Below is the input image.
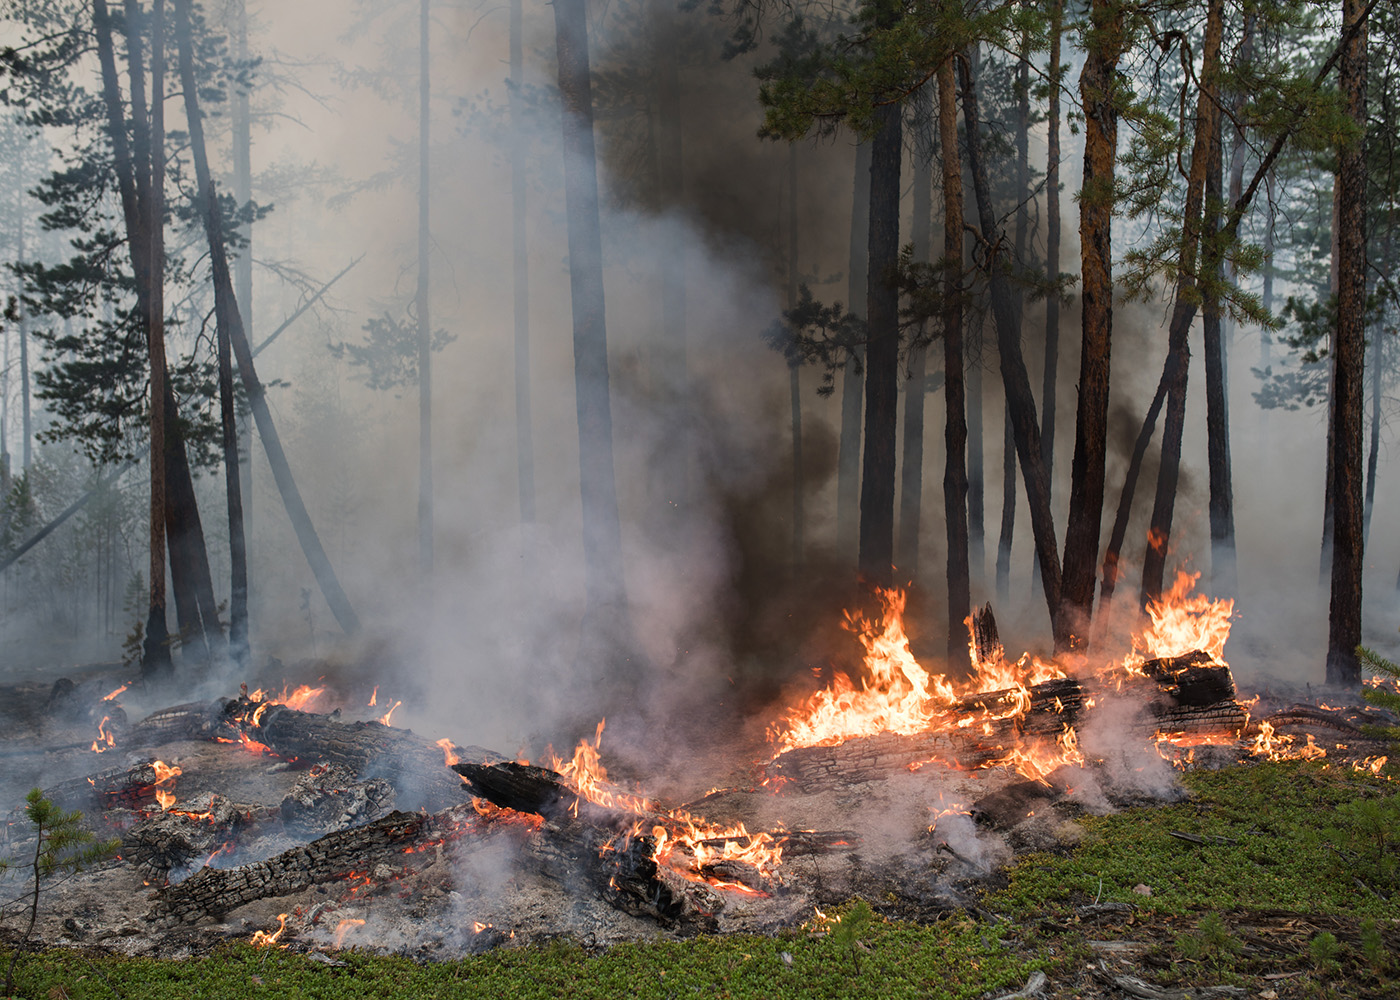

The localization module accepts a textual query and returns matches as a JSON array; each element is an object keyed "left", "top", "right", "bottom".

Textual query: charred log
[
  {"left": 279, "top": 764, "right": 395, "bottom": 837},
  {"left": 40, "top": 759, "right": 180, "bottom": 814},
  {"left": 1139, "top": 652, "right": 1236, "bottom": 707},
  {"left": 150, "top": 805, "right": 475, "bottom": 924},
  {"left": 968, "top": 603, "right": 1004, "bottom": 668},
  {"left": 122, "top": 794, "right": 273, "bottom": 882}
]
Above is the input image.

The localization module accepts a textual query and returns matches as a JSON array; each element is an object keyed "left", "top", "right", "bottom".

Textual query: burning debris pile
[{"left": 0, "top": 575, "right": 1392, "bottom": 958}]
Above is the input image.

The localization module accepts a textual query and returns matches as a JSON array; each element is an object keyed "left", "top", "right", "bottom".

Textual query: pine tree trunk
[
  {"left": 1261, "top": 166, "right": 1275, "bottom": 365},
  {"left": 417, "top": 0, "right": 433, "bottom": 579},
  {"left": 232, "top": 0, "right": 252, "bottom": 627},
  {"left": 787, "top": 142, "right": 803, "bottom": 569},
  {"left": 959, "top": 52, "right": 1063, "bottom": 641},
  {"left": 1140, "top": 0, "right": 1225, "bottom": 608},
  {"left": 1365, "top": 207, "right": 1393, "bottom": 544},
  {"left": 938, "top": 56, "right": 970, "bottom": 666},
  {"left": 856, "top": 92, "right": 902, "bottom": 588},
  {"left": 163, "top": 392, "right": 226, "bottom": 665},
  {"left": 1203, "top": 99, "right": 1236, "bottom": 596},
  {"left": 1038, "top": 0, "right": 1063, "bottom": 597},
  {"left": 650, "top": 0, "right": 687, "bottom": 503},
  {"left": 175, "top": 0, "right": 360, "bottom": 638},
  {"left": 1326, "top": 0, "right": 1367, "bottom": 688},
  {"left": 16, "top": 186, "right": 30, "bottom": 472},
  {"left": 553, "top": 0, "right": 627, "bottom": 616},
  {"left": 997, "top": 30, "right": 1031, "bottom": 602},
  {"left": 838, "top": 142, "right": 870, "bottom": 567},
  {"left": 897, "top": 88, "right": 933, "bottom": 582},
  {"left": 511, "top": 0, "right": 535, "bottom": 523},
  {"left": 1059, "top": 0, "right": 1124, "bottom": 648}
]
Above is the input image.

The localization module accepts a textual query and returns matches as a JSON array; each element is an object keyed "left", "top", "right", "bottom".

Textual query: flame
[
  {"left": 376, "top": 700, "right": 402, "bottom": 727},
  {"left": 1129, "top": 571, "right": 1234, "bottom": 667},
  {"left": 436, "top": 738, "right": 459, "bottom": 767},
  {"left": 149, "top": 760, "right": 181, "bottom": 811},
  {"left": 102, "top": 684, "right": 128, "bottom": 702},
  {"left": 216, "top": 732, "right": 275, "bottom": 755},
  {"left": 368, "top": 686, "right": 378, "bottom": 707},
  {"left": 155, "top": 788, "right": 176, "bottom": 811},
  {"left": 203, "top": 841, "right": 236, "bottom": 868},
  {"left": 983, "top": 725, "right": 1084, "bottom": 786},
  {"left": 1355, "top": 755, "right": 1389, "bottom": 775},
  {"left": 547, "top": 721, "right": 782, "bottom": 888},
  {"left": 769, "top": 588, "right": 1067, "bottom": 754},
  {"left": 333, "top": 918, "right": 365, "bottom": 948},
  {"left": 1249, "top": 721, "right": 1328, "bottom": 762},
  {"left": 248, "top": 683, "right": 328, "bottom": 713},
  {"left": 471, "top": 921, "right": 490, "bottom": 934},
  {"left": 251, "top": 913, "right": 288, "bottom": 948},
  {"left": 90, "top": 716, "right": 115, "bottom": 754}
]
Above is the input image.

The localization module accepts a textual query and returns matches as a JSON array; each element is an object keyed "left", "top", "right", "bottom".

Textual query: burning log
[
  {"left": 122, "top": 794, "right": 275, "bottom": 882},
  {"left": 150, "top": 805, "right": 476, "bottom": 924},
  {"left": 213, "top": 699, "right": 501, "bottom": 811},
  {"left": 39, "top": 759, "right": 185, "bottom": 814},
  {"left": 1138, "top": 652, "right": 1236, "bottom": 708}
]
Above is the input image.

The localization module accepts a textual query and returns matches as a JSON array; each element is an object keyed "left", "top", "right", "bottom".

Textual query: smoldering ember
[{"left": 0, "top": 0, "right": 1397, "bottom": 994}]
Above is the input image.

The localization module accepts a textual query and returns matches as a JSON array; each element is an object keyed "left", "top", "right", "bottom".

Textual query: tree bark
[
  {"left": 417, "top": 0, "right": 433, "bottom": 579},
  {"left": 1037, "top": 0, "right": 1064, "bottom": 598},
  {"left": 998, "top": 29, "right": 1032, "bottom": 602},
  {"left": 511, "top": 0, "right": 535, "bottom": 523},
  {"left": 838, "top": 142, "right": 870, "bottom": 567},
  {"left": 1140, "top": 0, "right": 1225, "bottom": 609},
  {"left": 232, "top": 0, "right": 252, "bottom": 624},
  {"left": 173, "top": 0, "right": 245, "bottom": 666},
  {"left": 1059, "top": 0, "right": 1124, "bottom": 648},
  {"left": 1202, "top": 94, "right": 1236, "bottom": 596},
  {"left": 897, "top": 88, "right": 933, "bottom": 582},
  {"left": 649, "top": 0, "right": 687, "bottom": 504},
  {"left": 857, "top": 92, "right": 902, "bottom": 588},
  {"left": 176, "top": 0, "right": 360, "bottom": 637},
  {"left": 16, "top": 192, "right": 29, "bottom": 471},
  {"left": 958, "top": 52, "right": 1064, "bottom": 641},
  {"left": 787, "top": 142, "right": 803, "bottom": 569},
  {"left": 1326, "top": 0, "right": 1367, "bottom": 688},
  {"left": 553, "top": 0, "right": 627, "bottom": 617},
  {"left": 939, "top": 57, "right": 970, "bottom": 667}
]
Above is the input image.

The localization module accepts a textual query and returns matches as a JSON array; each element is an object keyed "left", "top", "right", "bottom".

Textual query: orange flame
[
  {"left": 91, "top": 715, "right": 115, "bottom": 754},
  {"left": 769, "top": 588, "right": 1067, "bottom": 754},
  {"left": 376, "top": 700, "right": 402, "bottom": 727},
  {"left": 982, "top": 725, "right": 1084, "bottom": 786},
  {"left": 368, "top": 686, "right": 379, "bottom": 707},
  {"left": 251, "top": 913, "right": 288, "bottom": 948},
  {"left": 102, "top": 684, "right": 128, "bottom": 702},
  {"left": 436, "top": 738, "right": 459, "bottom": 767},
  {"left": 333, "top": 918, "right": 365, "bottom": 948},
  {"left": 248, "top": 683, "right": 328, "bottom": 713},
  {"left": 1130, "top": 571, "right": 1234, "bottom": 667}
]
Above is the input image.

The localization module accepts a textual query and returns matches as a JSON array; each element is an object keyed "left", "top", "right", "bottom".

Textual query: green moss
[
  {"left": 993, "top": 760, "right": 1400, "bottom": 919},
  {"left": 11, "top": 912, "right": 1046, "bottom": 1000}
]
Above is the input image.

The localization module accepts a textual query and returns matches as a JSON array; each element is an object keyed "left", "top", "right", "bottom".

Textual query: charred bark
[
  {"left": 1326, "top": 0, "right": 1368, "bottom": 688},
  {"left": 959, "top": 52, "right": 1064, "bottom": 640},
  {"left": 1202, "top": 103, "right": 1237, "bottom": 596},
  {"left": 1059, "top": 0, "right": 1125, "bottom": 649},
  {"left": 838, "top": 142, "right": 870, "bottom": 567},
  {"left": 939, "top": 57, "right": 970, "bottom": 665},
  {"left": 857, "top": 87, "right": 902, "bottom": 588},
  {"left": 788, "top": 143, "right": 804, "bottom": 568}
]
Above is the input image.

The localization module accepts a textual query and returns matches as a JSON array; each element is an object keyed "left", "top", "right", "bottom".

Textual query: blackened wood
[
  {"left": 451, "top": 760, "right": 578, "bottom": 822},
  {"left": 150, "top": 807, "right": 471, "bottom": 924},
  {"left": 968, "top": 603, "right": 1004, "bottom": 667},
  {"left": 1139, "top": 653, "right": 1236, "bottom": 707}
]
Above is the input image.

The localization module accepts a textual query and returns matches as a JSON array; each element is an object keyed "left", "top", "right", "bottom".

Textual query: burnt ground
[{"left": 0, "top": 667, "right": 1394, "bottom": 1000}]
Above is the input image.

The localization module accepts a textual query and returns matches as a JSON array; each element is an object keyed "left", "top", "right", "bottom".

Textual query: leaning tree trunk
[
  {"left": 897, "top": 87, "right": 934, "bottom": 582},
  {"left": 417, "top": 0, "right": 434, "bottom": 580},
  {"left": 1140, "top": 0, "right": 1224, "bottom": 609},
  {"left": 1326, "top": 0, "right": 1367, "bottom": 688},
  {"left": 857, "top": 93, "right": 902, "bottom": 589},
  {"left": 938, "top": 55, "right": 970, "bottom": 667},
  {"left": 837, "top": 142, "right": 870, "bottom": 568},
  {"left": 553, "top": 0, "right": 627, "bottom": 617},
  {"left": 510, "top": 0, "right": 535, "bottom": 523},
  {"left": 1058, "top": 0, "right": 1124, "bottom": 649},
  {"left": 959, "top": 52, "right": 1064, "bottom": 643},
  {"left": 176, "top": 0, "right": 360, "bottom": 638},
  {"left": 996, "top": 29, "right": 1032, "bottom": 603}
]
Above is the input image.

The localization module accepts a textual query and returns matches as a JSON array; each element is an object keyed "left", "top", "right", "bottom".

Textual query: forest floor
[{"left": 1, "top": 758, "right": 1396, "bottom": 999}]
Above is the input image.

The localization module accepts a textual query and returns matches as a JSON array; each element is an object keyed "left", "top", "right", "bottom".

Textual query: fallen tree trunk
[{"left": 150, "top": 805, "right": 477, "bottom": 924}]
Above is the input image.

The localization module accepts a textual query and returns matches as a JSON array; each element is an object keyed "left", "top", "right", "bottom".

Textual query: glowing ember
[
  {"left": 91, "top": 715, "right": 115, "bottom": 754},
  {"left": 376, "top": 700, "right": 402, "bottom": 727},
  {"left": 333, "top": 917, "right": 365, "bottom": 948},
  {"left": 983, "top": 725, "right": 1084, "bottom": 785},
  {"left": 547, "top": 721, "right": 783, "bottom": 889},
  {"left": 250, "top": 913, "right": 288, "bottom": 948},
  {"left": 769, "top": 588, "right": 1067, "bottom": 754}
]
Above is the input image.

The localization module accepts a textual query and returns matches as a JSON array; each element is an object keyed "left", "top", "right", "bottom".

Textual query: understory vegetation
[{"left": 2, "top": 761, "right": 1395, "bottom": 1000}]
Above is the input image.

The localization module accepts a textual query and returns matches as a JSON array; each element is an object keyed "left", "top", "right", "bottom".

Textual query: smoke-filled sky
[{"left": 1, "top": 0, "right": 1396, "bottom": 755}]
